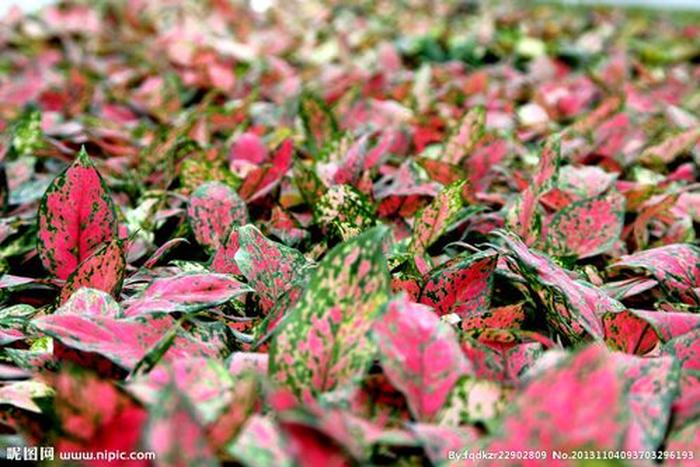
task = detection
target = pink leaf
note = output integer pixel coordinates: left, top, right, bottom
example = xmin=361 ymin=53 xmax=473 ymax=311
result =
xmin=187 ymin=182 xmax=248 ymax=251
xmin=37 ymin=147 xmax=117 ymax=279
xmin=548 ymin=190 xmax=625 ymax=258
xmin=123 ymin=273 xmax=251 ymax=317
xmin=373 ymin=295 xmax=472 ymax=421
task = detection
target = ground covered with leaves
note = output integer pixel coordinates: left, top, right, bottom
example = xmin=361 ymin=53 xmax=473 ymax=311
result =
xmin=0 ymin=0 xmax=699 ymax=465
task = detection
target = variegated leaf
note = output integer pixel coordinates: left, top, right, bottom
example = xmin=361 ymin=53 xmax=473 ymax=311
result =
xmin=269 ymin=226 xmax=391 ymax=397
xmin=37 ymin=147 xmax=117 ymax=279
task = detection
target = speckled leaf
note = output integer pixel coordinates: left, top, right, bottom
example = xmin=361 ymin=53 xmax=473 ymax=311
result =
xmin=502 ymin=233 xmax=624 ymax=341
xmin=461 ymin=303 xmax=527 ymax=332
xmin=482 ymin=345 xmax=629 ymax=454
xmin=269 ymin=226 xmax=391 ymax=397
xmin=33 ymin=313 xmax=227 ymax=370
xmin=373 ymin=295 xmax=472 ymax=421
xmin=314 ymin=184 xmax=377 ymax=240
xmin=549 ymin=191 xmax=625 ymax=259
xmin=209 ymin=228 xmax=241 ymax=275
xmin=611 ymin=353 xmax=680 ymax=451
xmin=59 ymin=239 xmax=126 ymax=303
xmin=443 ymin=107 xmax=485 ymax=165
xmin=418 ymin=250 xmax=497 ymax=318
xmin=639 ymin=127 xmax=700 ymax=164
xmin=145 ymin=380 xmax=218 ymax=467
xmin=610 ymin=244 xmax=700 ymax=305
xmin=235 ymin=225 xmax=312 ymax=313
xmin=0 ymin=380 xmax=53 ymax=413
xmin=37 ymin=147 xmax=117 ymax=279
xmin=505 ymin=137 xmax=560 ymax=244
xmin=123 ymin=273 xmax=251 ymax=317
xmin=602 ymin=310 xmax=659 ymax=355
xmin=56 ymin=287 xmax=122 ymax=318
xmin=409 ymin=180 xmax=465 ymax=255
xmin=460 ymin=333 xmax=545 ymax=384
xmin=187 ymin=182 xmax=248 ymax=251
xmin=662 ymin=328 xmax=700 ymax=396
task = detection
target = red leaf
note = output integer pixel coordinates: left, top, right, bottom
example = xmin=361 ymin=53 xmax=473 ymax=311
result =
xmin=59 ymin=239 xmax=126 ymax=303
xmin=611 ymin=244 xmax=700 ymax=305
xmin=238 ymin=139 xmax=293 ymax=202
xmin=209 ymin=228 xmax=241 ymax=275
xmin=418 ymin=250 xmax=497 ymax=318
xmin=37 ymin=147 xmax=117 ymax=279
xmin=33 ymin=313 xmax=228 ymax=370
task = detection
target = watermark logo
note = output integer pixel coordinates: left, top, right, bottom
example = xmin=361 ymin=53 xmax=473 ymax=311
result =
xmin=5 ymin=447 xmax=156 ymax=463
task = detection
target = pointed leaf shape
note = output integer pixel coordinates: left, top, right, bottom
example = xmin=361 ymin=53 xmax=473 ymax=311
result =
xmin=33 ymin=314 xmax=228 ymax=370
xmin=548 ymin=191 xmax=625 ymax=259
xmin=37 ymin=147 xmax=117 ymax=279
xmin=640 ymin=127 xmax=700 ymax=164
xmin=270 ymin=226 xmax=391 ymax=397
xmin=187 ymin=182 xmax=248 ymax=251
xmin=373 ymin=295 xmax=472 ymax=421
xmin=238 ymin=139 xmax=293 ymax=202
xmin=443 ymin=107 xmax=485 ymax=165
xmin=299 ymin=92 xmax=339 ymax=157
xmin=505 ymin=137 xmax=560 ymax=244
xmin=502 ymin=234 xmax=624 ymax=341
xmin=418 ymin=250 xmax=497 ymax=318
xmin=209 ymin=228 xmax=241 ymax=275
xmin=410 ymin=180 xmax=465 ymax=254
xmin=235 ymin=225 xmax=312 ymax=313
xmin=123 ymin=273 xmax=251 ymax=317
xmin=59 ymin=239 xmax=126 ymax=303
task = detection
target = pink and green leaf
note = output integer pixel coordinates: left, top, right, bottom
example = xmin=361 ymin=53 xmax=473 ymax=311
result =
xmin=409 ymin=180 xmax=465 ymax=255
xmin=123 ymin=273 xmax=252 ymax=317
xmin=548 ymin=191 xmax=625 ymax=259
xmin=269 ymin=226 xmax=391 ymax=397
xmin=235 ymin=224 xmax=312 ymax=314
xmin=187 ymin=182 xmax=248 ymax=251
xmin=443 ymin=107 xmax=485 ymax=165
xmin=37 ymin=147 xmax=117 ymax=279
xmin=59 ymin=239 xmax=126 ymax=304
xmin=418 ymin=250 xmax=497 ymax=318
